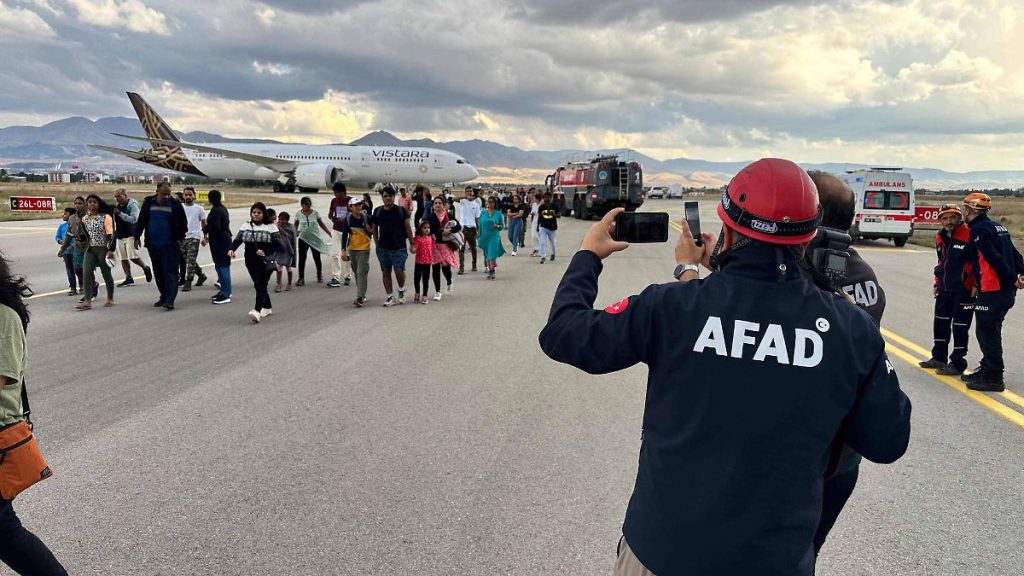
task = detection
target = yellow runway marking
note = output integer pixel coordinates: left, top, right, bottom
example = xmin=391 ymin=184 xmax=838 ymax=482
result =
xmin=26 ymin=258 xmax=240 ymax=301
xmin=882 ymin=333 xmax=1024 ymax=431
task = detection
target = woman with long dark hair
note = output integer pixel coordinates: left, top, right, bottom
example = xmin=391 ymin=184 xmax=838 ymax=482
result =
xmin=204 ymin=190 xmax=233 ymax=304
xmin=228 ymin=203 xmax=281 ymax=323
xmin=423 ymin=196 xmax=461 ymax=301
xmin=76 ymin=194 xmax=116 ymax=310
xmin=0 ymin=252 xmax=68 ymax=574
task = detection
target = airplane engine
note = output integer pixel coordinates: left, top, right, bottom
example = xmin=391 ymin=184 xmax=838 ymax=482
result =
xmin=294 ymin=164 xmax=341 ymax=189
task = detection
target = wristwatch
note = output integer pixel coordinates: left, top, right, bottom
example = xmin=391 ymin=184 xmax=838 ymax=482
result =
xmin=673 ymin=263 xmax=699 ymax=279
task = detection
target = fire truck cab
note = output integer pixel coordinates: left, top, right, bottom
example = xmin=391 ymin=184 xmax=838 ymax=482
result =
xmin=544 ymin=155 xmax=644 ymax=219
xmin=841 ymin=167 xmax=915 ymax=247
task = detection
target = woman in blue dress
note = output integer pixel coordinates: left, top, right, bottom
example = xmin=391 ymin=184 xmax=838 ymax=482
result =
xmin=478 ymin=196 xmax=505 ymax=280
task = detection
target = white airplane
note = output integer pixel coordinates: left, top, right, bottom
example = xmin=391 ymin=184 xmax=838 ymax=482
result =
xmin=90 ymin=92 xmax=479 ymax=193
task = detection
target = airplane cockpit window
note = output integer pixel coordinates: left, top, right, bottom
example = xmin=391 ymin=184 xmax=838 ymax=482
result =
xmin=456 ymin=159 xmax=466 ymax=164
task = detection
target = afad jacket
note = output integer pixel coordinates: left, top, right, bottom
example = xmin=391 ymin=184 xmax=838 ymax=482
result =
xmin=538 ymin=244 xmax=911 ymax=576
xmin=933 ymin=223 xmax=977 ymax=293
xmin=967 ymin=213 xmax=1024 ymax=292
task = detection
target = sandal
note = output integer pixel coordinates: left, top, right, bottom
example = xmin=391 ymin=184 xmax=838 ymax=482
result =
xmin=274 ymin=284 xmax=283 ymax=293
xmin=285 ymin=284 xmax=292 ymax=291
xmin=103 ymin=300 xmax=115 ymax=307
xmin=75 ymin=302 xmax=91 ymax=311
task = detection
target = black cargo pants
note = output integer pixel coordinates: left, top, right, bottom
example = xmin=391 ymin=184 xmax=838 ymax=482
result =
xmin=931 ymin=290 xmax=975 ymax=371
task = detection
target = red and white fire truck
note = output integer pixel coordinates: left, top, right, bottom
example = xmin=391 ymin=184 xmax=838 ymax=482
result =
xmin=840 ymin=167 xmax=915 ymax=247
xmin=544 ymin=154 xmax=644 ymax=219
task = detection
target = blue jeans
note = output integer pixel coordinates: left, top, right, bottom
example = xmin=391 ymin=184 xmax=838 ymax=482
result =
xmin=62 ymin=253 xmax=77 ymax=290
xmin=507 ymin=219 xmax=523 ymax=251
xmin=148 ymin=244 xmax=180 ymax=305
xmin=539 ymin=228 xmax=556 ymax=258
xmin=215 ymin=264 xmax=232 ymax=298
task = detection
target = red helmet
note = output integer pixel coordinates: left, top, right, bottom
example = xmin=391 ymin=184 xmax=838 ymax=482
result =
xmin=717 ymin=158 xmax=822 ymax=245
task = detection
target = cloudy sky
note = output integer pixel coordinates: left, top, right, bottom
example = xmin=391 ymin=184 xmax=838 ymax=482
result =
xmin=1 ymin=0 xmax=1022 ymax=171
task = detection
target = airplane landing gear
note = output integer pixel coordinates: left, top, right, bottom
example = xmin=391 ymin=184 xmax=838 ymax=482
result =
xmin=273 ymin=182 xmax=297 ymax=193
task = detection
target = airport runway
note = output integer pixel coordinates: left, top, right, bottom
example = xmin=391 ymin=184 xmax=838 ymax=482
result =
xmin=1 ymin=196 xmax=1021 ymax=575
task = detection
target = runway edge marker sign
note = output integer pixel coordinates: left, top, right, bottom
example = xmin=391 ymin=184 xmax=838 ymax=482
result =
xmin=9 ymin=196 xmax=57 ymax=212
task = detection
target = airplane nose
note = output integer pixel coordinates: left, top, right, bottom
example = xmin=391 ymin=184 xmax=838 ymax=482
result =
xmin=468 ymin=164 xmax=480 ymax=180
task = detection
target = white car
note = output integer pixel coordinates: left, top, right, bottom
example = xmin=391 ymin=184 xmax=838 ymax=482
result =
xmin=648 ymin=186 xmax=667 ymax=199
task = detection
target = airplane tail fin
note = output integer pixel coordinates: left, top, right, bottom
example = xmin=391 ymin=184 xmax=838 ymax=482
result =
xmin=127 ymin=92 xmax=180 ymax=143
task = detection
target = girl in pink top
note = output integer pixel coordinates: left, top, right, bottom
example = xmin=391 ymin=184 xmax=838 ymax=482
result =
xmin=412 ymin=221 xmax=436 ymax=303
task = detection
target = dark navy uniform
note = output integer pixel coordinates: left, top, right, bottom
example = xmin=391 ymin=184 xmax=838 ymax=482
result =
xmin=931 ymin=224 xmax=976 ymax=371
xmin=967 ymin=213 xmax=1024 ymax=379
xmin=539 ymin=245 xmax=912 ymax=576
xmin=814 ymin=247 xmax=887 ymax=554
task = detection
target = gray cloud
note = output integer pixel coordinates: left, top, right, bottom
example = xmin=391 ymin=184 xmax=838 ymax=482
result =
xmin=1 ymin=0 xmax=1021 ymax=171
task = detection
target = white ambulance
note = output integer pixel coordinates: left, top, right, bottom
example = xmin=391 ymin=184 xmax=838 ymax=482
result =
xmin=840 ymin=167 xmax=915 ymax=247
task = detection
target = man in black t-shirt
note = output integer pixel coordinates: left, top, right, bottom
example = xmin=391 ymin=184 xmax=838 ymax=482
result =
xmin=370 ymin=186 xmax=414 ymax=307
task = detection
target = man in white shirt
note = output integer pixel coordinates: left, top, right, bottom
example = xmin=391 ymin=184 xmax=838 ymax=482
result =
xmin=180 ymin=187 xmax=208 ymax=291
xmin=458 ymin=186 xmax=482 ymax=275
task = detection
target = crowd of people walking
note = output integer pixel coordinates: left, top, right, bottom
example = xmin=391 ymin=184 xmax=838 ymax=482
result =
xmin=53 ymin=182 xmax=559 ymax=322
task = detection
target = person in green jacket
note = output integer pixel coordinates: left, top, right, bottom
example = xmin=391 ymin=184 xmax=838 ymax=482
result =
xmin=478 ymin=196 xmax=506 ymax=280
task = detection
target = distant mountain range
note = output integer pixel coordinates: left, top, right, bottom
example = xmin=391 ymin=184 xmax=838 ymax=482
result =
xmin=2 ymin=116 xmax=1023 ymax=190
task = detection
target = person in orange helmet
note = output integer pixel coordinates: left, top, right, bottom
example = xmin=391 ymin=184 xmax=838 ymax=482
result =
xmin=959 ymin=193 xmax=1024 ymax=392
xmin=919 ymin=203 xmax=977 ymax=375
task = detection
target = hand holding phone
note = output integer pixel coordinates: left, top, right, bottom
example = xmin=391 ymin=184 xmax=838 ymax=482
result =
xmin=684 ymin=202 xmax=702 ymax=247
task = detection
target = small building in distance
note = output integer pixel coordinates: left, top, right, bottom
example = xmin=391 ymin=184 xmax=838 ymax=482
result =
xmin=83 ymin=171 xmax=110 ymax=184
xmin=48 ymin=171 xmax=71 ymax=184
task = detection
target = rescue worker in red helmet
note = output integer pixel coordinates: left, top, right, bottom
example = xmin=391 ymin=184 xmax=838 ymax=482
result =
xmin=539 ymin=158 xmax=912 ymax=576
xmin=918 ymin=204 xmax=978 ymax=375
xmin=959 ymin=193 xmax=1024 ymax=391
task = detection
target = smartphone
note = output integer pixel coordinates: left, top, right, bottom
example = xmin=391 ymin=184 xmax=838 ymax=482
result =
xmin=684 ymin=201 xmax=702 ymax=246
xmin=614 ymin=212 xmax=669 ymax=243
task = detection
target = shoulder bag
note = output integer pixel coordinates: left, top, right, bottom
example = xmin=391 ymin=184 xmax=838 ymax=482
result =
xmin=0 ymin=382 xmax=53 ymax=500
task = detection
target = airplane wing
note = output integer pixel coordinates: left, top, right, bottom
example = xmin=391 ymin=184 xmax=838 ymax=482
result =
xmin=88 ymin=144 xmax=154 ymax=161
xmin=111 ymin=133 xmax=298 ymax=173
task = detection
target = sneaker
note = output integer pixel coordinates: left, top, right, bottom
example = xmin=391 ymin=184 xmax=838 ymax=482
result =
xmin=212 ymin=294 xmax=231 ymax=304
xmin=511 ymin=250 xmax=517 ymax=256
xmin=458 ymin=269 xmax=465 ymax=275
xmin=551 ymin=253 xmax=555 ymax=261
xmin=327 ymin=278 xmax=341 ymax=288
xmin=195 ymin=276 xmax=206 ymax=287
xmin=447 ymin=284 xmax=453 ymax=294
xmin=531 ymin=250 xmax=539 ymax=257
xmin=540 ymin=257 xmax=546 ymax=264
xmin=296 ymin=278 xmax=305 ymax=287
xmin=215 ymin=281 xmax=221 ymax=290
xmin=154 ymin=300 xmax=165 ymax=307
xmin=162 ymin=304 xmax=175 ymax=311
xmin=383 ymin=296 xmax=396 ymax=308
xmin=182 ymin=282 xmax=192 ymax=292
xmin=398 ymin=292 xmax=406 ymax=305
xmin=118 ymin=278 xmax=135 ymax=287
xmin=344 ymin=276 xmax=351 ymax=286
xmin=67 ymin=288 xmax=78 ymax=296
xmin=936 ymin=363 xmax=965 ymax=376
xmin=274 ymin=284 xmax=283 ymax=293
xmin=260 ymin=308 xmax=273 ymax=318
xmin=420 ymin=295 xmax=428 ymax=305
xmin=248 ymin=310 xmax=261 ymax=323
xmin=433 ymin=293 xmax=442 ymax=302
xmin=966 ymin=378 xmax=1005 ymax=392
xmin=918 ymin=358 xmax=944 ymax=369
xmin=144 ymin=266 xmax=153 ymax=282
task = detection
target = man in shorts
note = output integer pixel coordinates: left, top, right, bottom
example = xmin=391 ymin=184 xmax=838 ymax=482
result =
xmin=370 ymin=186 xmax=414 ymax=307
xmin=113 ymin=188 xmax=152 ymax=287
